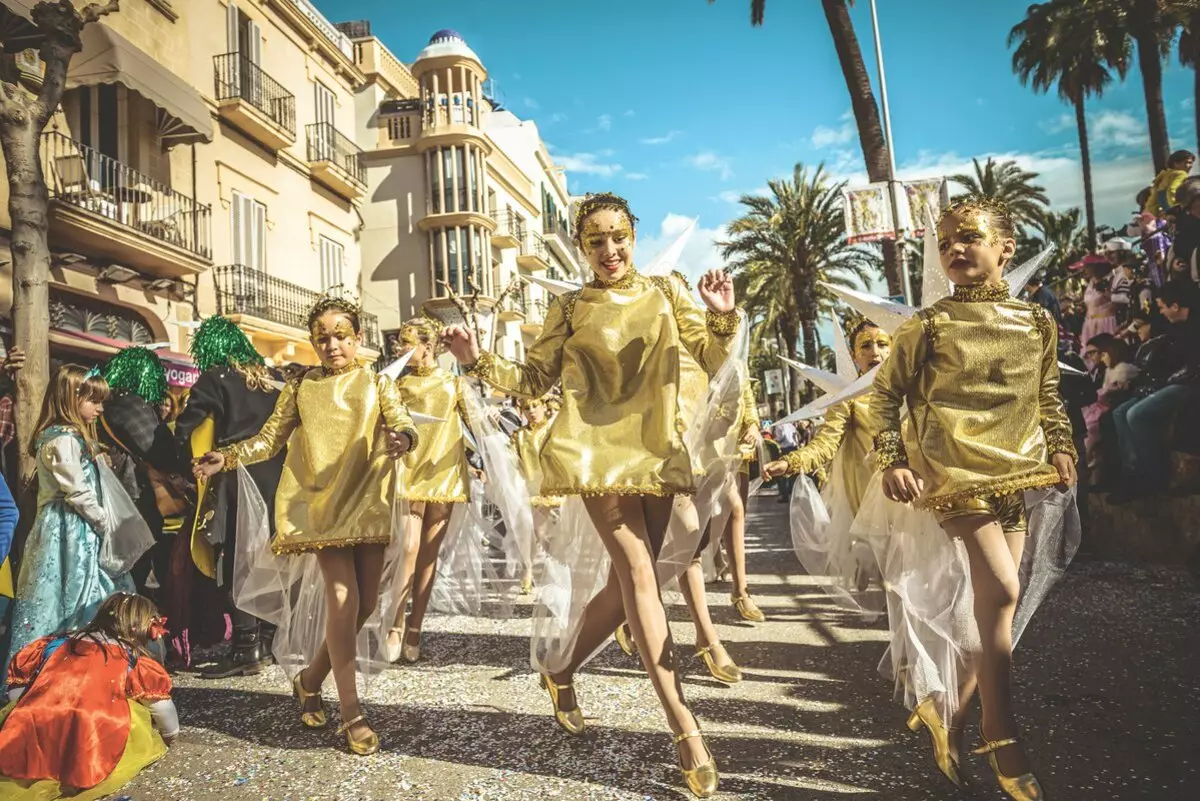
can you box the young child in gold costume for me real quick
[865,197,1078,801]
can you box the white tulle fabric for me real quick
[231,464,412,684]
[531,313,751,674]
[788,451,885,619]
[851,477,1080,723]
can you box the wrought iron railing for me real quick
[213,53,296,136]
[306,122,365,185]
[519,233,550,264]
[501,292,527,315]
[214,264,382,351]
[42,131,211,259]
[530,300,548,322]
[491,209,526,241]
[542,214,571,239]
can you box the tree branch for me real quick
[30,1,121,129]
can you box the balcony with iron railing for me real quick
[214,264,381,352]
[522,299,547,334]
[490,209,526,249]
[542,213,576,264]
[516,233,550,272]
[214,53,296,151]
[497,290,527,322]
[306,122,366,199]
[42,130,212,278]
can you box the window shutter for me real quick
[226,1,239,54]
[247,19,262,65]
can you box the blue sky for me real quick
[320,0,1197,279]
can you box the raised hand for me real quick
[441,324,480,366]
[698,269,735,313]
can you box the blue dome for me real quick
[415,28,482,65]
[429,29,463,43]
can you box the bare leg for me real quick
[672,499,734,671]
[305,544,387,740]
[387,503,426,652]
[723,476,750,599]
[405,502,454,646]
[943,516,1032,778]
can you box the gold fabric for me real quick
[869,283,1075,510]
[784,396,875,514]
[737,382,761,473]
[221,366,418,554]
[512,419,559,507]
[397,367,469,503]
[469,269,738,496]
[932,492,1027,534]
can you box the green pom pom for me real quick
[190,316,264,373]
[104,346,168,405]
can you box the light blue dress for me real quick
[7,427,134,661]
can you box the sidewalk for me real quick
[125,493,1200,800]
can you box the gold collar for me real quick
[952,282,1010,303]
[411,364,439,377]
[323,362,362,377]
[587,266,641,290]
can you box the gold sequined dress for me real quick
[784,396,874,514]
[220,365,418,555]
[869,282,1077,511]
[397,365,470,503]
[469,269,740,497]
[511,419,559,508]
[737,382,761,476]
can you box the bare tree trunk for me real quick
[821,0,902,296]
[0,1,120,488]
[1134,19,1170,173]
[1074,95,1097,251]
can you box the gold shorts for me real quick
[932,492,1027,534]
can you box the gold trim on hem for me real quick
[271,533,392,555]
[918,471,1062,512]
[400,494,468,504]
[532,497,562,508]
[541,482,696,498]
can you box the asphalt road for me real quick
[124,493,1200,801]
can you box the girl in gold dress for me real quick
[712,380,765,622]
[443,193,739,798]
[861,197,1078,800]
[194,296,419,756]
[509,393,559,594]
[384,317,473,663]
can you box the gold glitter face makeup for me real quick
[580,217,634,252]
[579,207,636,282]
[310,312,360,369]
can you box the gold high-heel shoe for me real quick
[614,623,636,657]
[973,737,1044,801]
[291,670,327,729]
[338,714,380,756]
[385,627,404,664]
[675,727,719,798]
[905,697,962,787]
[401,626,421,663]
[731,593,765,623]
[539,673,585,736]
[696,643,742,684]
[520,575,534,595]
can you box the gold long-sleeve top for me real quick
[737,382,762,474]
[783,396,874,514]
[397,365,469,503]
[219,365,418,555]
[679,350,712,477]
[469,269,740,497]
[511,419,559,507]
[868,282,1077,510]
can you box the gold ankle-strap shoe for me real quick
[338,714,380,756]
[696,644,742,684]
[401,627,421,663]
[905,697,963,787]
[614,623,637,657]
[675,726,719,798]
[291,670,327,729]
[540,673,585,736]
[731,593,765,623]
[973,736,1044,801]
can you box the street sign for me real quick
[764,368,784,396]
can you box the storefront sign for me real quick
[162,360,200,388]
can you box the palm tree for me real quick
[1099,0,1191,173]
[721,164,881,409]
[1180,9,1200,151]
[1010,0,1129,251]
[1029,208,1089,282]
[949,157,1052,234]
[710,0,904,297]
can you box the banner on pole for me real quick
[764,368,784,396]
[843,182,895,243]
[900,178,949,236]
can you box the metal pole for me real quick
[869,0,913,305]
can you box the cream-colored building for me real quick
[352,27,582,362]
[0,0,380,385]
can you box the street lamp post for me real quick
[869,0,914,306]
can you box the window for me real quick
[230,191,266,271]
[312,81,336,159]
[319,236,344,290]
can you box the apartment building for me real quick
[0,0,380,381]
[351,26,582,361]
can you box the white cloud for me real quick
[688,151,734,180]
[556,152,623,178]
[713,186,769,204]
[626,172,649,180]
[1089,110,1146,149]
[523,97,540,110]
[642,130,683,145]
[597,114,613,132]
[636,213,729,288]
[1040,113,1074,135]
[811,110,856,149]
